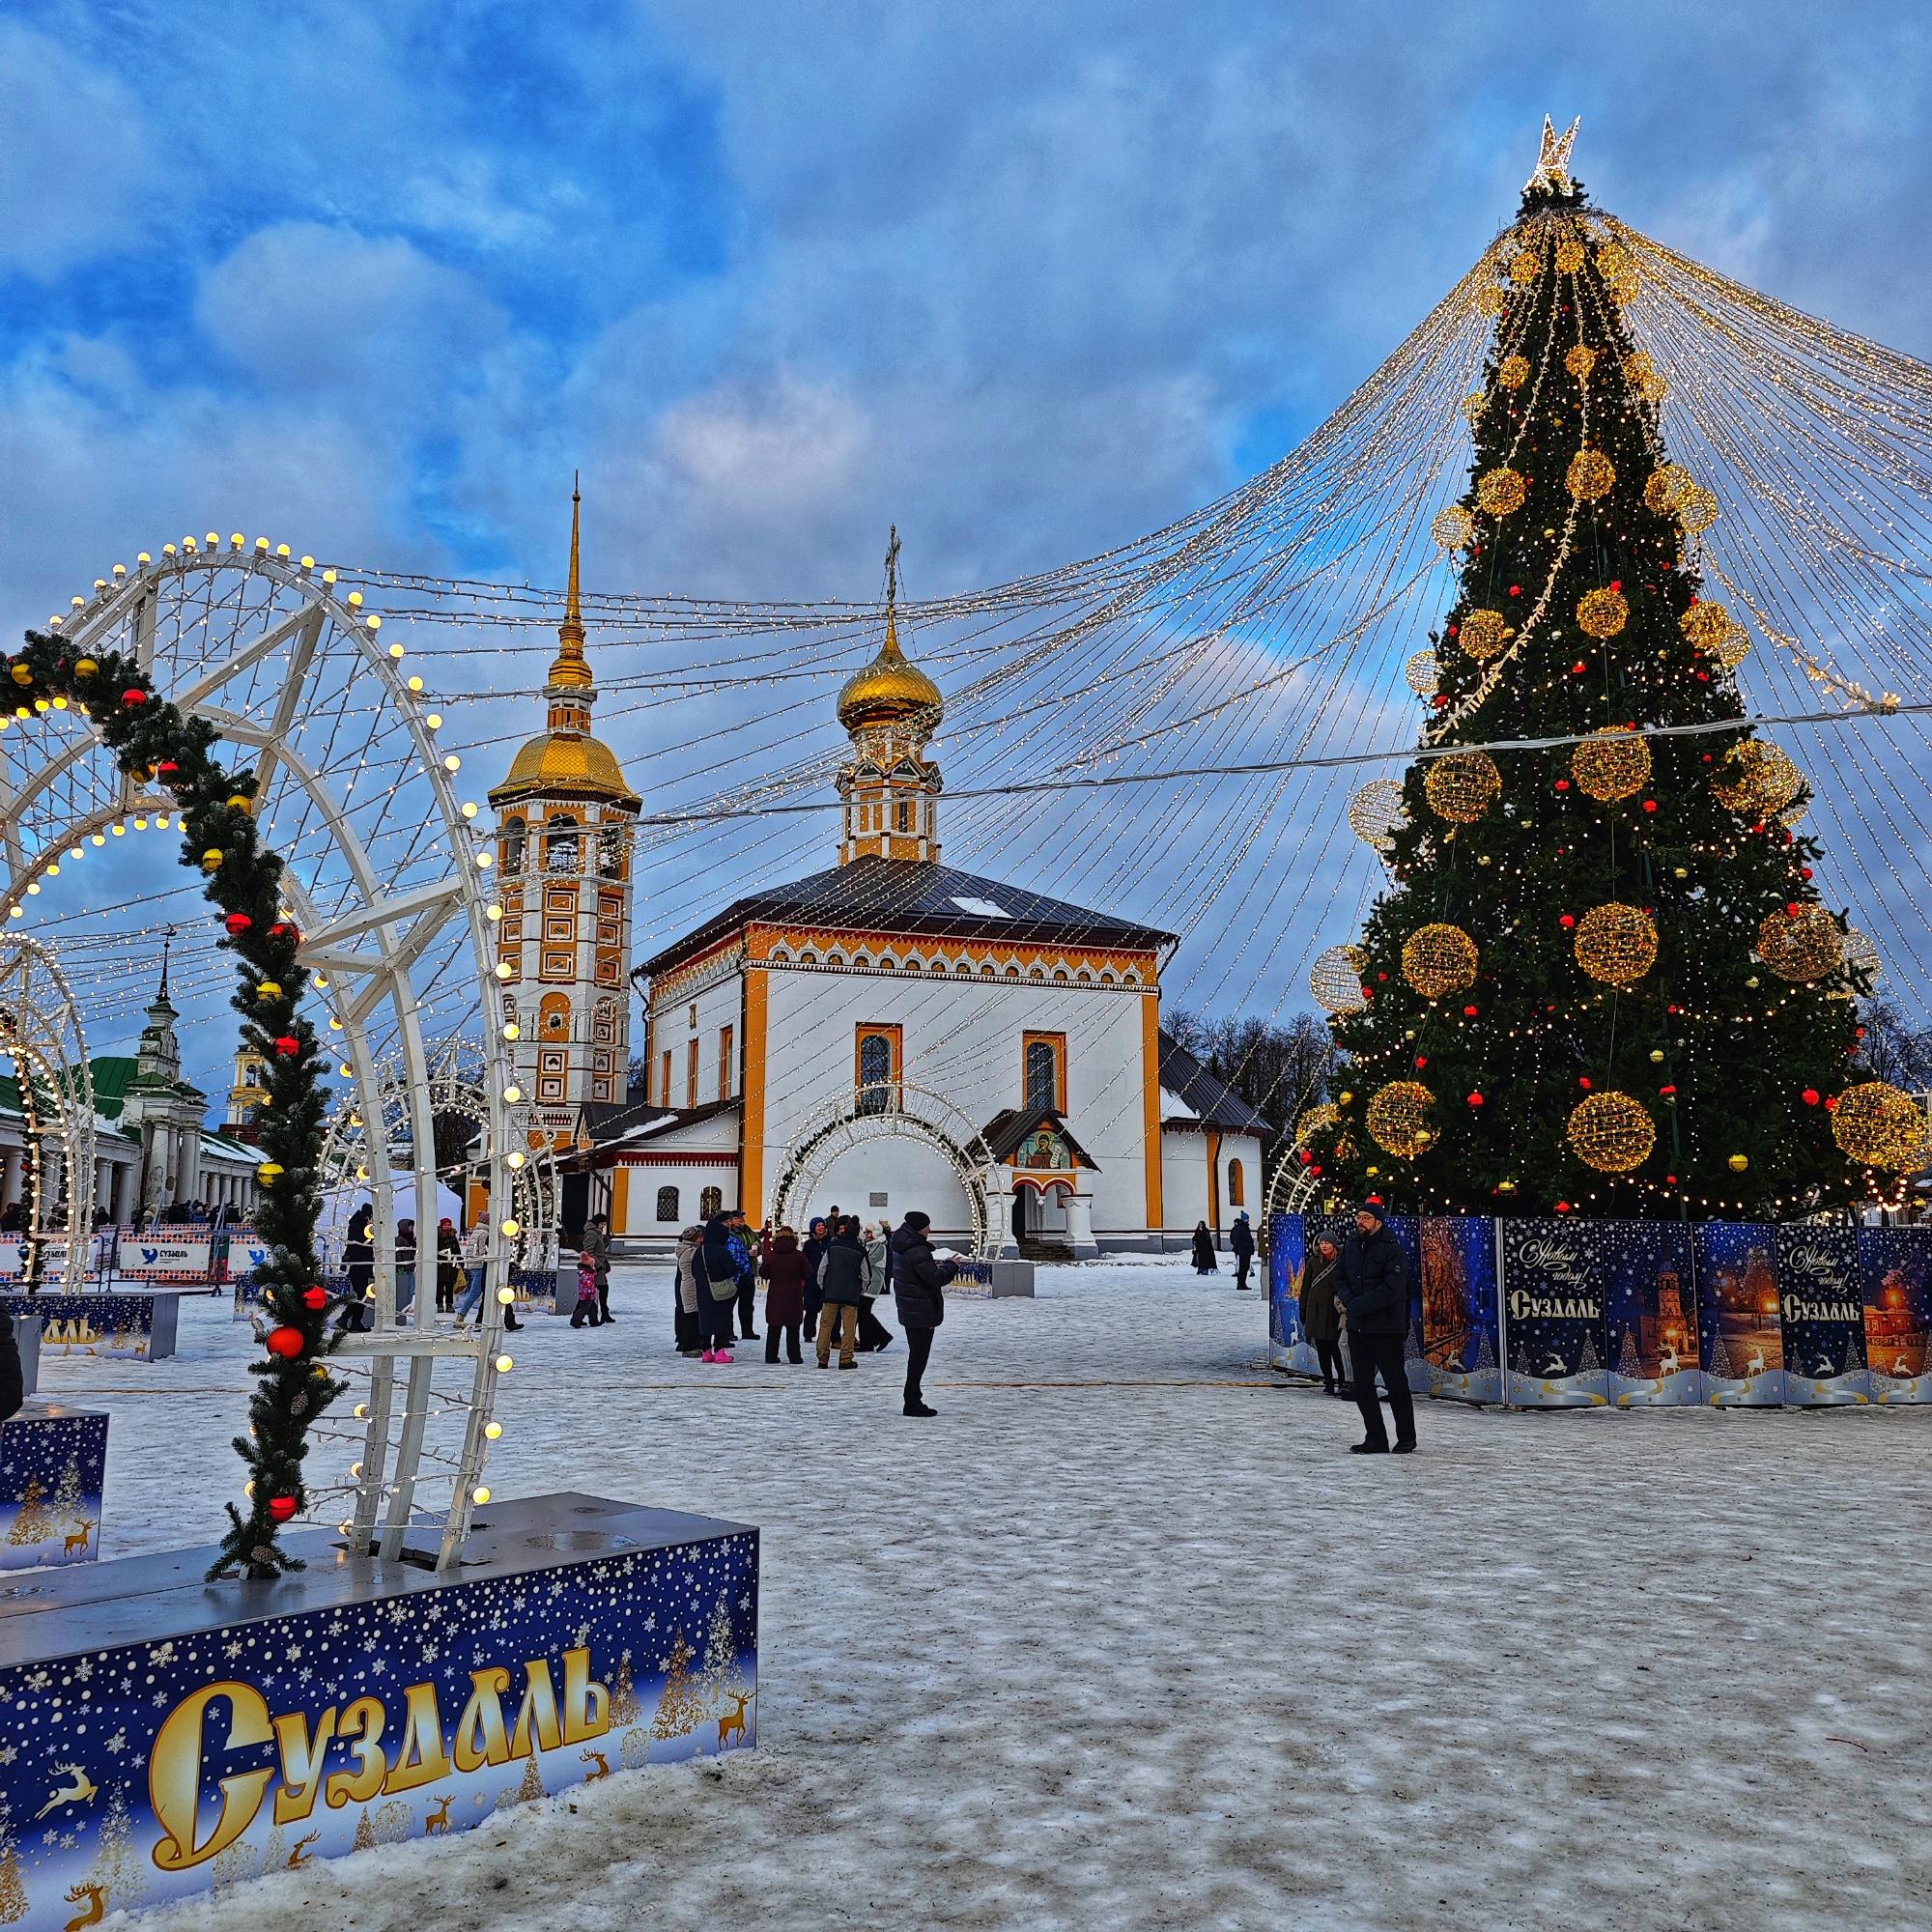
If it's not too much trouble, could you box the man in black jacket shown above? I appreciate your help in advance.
[814,1217,871,1369]
[889,1211,957,1416]
[1229,1211,1257,1291]
[1336,1203,1416,1454]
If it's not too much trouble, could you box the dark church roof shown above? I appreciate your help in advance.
[638,857,1174,980]
[1157,1033,1269,1135]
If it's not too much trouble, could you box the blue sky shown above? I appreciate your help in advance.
[8,0,1932,624]
[4,1,1932,1082]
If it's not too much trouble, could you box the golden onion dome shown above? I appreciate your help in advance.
[489,729,639,810]
[838,616,942,731]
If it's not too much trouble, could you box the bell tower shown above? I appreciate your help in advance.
[836,527,943,865]
[486,481,641,1144]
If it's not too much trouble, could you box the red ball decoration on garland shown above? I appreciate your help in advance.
[1825,1094,1840,1109]
[1571,662,1587,675]
[1578,1076,1593,1090]
[266,1325,305,1360]
[1463,1005,1478,1017]
[1802,1089,1821,1106]
[1414,1056,1429,1069]
[1554,778,1571,791]
[156,760,179,777]
[123,689,147,705]
[1555,1201,1572,1213]
[302,1285,327,1311]
[1641,799,1659,814]
[1559,913,1577,928]
[268,1495,299,1522]
[272,1035,300,1058]
[1466,1092,1485,1107]
[224,913,253,935]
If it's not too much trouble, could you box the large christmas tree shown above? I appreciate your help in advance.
[1303,129,1921,1220]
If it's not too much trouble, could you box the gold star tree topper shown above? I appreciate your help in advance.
[1524,115,1581,193]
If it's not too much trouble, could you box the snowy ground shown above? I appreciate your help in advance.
[39,1257,1932,1931]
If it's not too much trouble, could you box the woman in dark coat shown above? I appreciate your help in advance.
[1191,1221,1217,1275]
[800,1216,829,1336]
[436,1219,462,1312]
[342,1204,376,1332]
[759,1229,808,1364]
[1300,1236,1348,1396]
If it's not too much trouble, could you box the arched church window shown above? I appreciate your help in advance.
[546,817,580,874]
[656,1185,680,1223]
[896,800,911,834]
[502,816,526,873]
[699,1185,723,1220]
[597,826,626,878]
[1228,1158,1246,1207]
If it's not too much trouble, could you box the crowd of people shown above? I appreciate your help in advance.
[668,1204,958,1416]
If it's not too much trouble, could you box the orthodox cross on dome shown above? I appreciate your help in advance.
[1524,114,1580,195]
[884,523,901,612]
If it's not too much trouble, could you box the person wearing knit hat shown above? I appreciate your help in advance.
[1336,1203,1415,1454]
[889,1210,957,1416]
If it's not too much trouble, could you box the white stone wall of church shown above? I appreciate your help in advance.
[758,968,1154,1236]
[617,1160,739,1236]
[650,971,744,1110]
[1158,1128,1265,1241]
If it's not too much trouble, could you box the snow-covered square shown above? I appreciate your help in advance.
[42,1257,1930,1931]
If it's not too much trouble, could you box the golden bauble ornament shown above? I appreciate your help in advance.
[1727,1153,1749,1174]
[1679,484,1719,534]
[1835,926,1881,999]
[1508,248,1541,288]
[1554,238,1586,274]
[1348,780,1407,853]
[1476,467,1528,516]
[1755,906,1841,981]
[1462,390,1488,424]
[1574,902,1659,984]
[1400,923,1480,999]
[1576,586,1629,638]
[1679,601,1734,650]
[1643,466,1693,514]
[1475,283,1507,318]
[1457,608,1511,661]
[1566,449,1616,501]
[1309,944,1370,1014]
[1424,750,1503,823]
[1366,1080,1437,1160]
[1567,1091,1657,1173]
[1564,343,1597,382]
[1648,1048,1665,1064]
[1570,725,1652,802]
[1713,740,1804,815]
[1497,355,1531,392]
[1597,242,1634,279]
[1833,1081,1927,1171]
[1404,650,1440,697]
[1431,504,1477,551]
[1294,1103,1341,1148]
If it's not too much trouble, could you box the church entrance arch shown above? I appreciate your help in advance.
[768,1083,1002,1259]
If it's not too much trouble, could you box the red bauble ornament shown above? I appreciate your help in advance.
[1701,753,1713,763]
[269,1495,299,1522]
[1660,1084,1677,1096]
[1578,1076,1593,1090]
[1466,1092,1485,1107]
[266,1324,304,1360]
[1642,799,1659,813]
[1414,1056,1429,1069]
[1665,1174,1678,1185]
[224,913,252,935]
[1463,1005,1478,1017]
[1786,901,1801,917]
[1559,913,1577,928]
[1800,866,1813,880]
[302,1285,327,1311]
[1609,580,1622,593]
[1366,1194,1384,1207]
[1571,662,1587,675]
[1825,1094,1840,1109]
[123,689,147,705]
[1802,1089,1821,1106]
[1508,584,1521,597]
[1378,972,1389,981]
[273,1035,300,1058]
[1555,1201,1572,1213]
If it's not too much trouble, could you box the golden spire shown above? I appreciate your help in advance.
[547,472,593,690]
[837,524,941,730]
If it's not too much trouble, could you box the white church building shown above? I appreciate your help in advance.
[495,511,1264,1254]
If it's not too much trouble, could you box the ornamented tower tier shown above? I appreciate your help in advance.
[487,482,640,1144]
[837,527,943,865]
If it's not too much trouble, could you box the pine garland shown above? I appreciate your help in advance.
[14,629,344,1579]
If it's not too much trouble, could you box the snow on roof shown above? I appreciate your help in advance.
[1159,1086,1197,1121]
[949,895,1010,918]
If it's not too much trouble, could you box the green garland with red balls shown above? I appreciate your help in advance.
[14,628,343,1580]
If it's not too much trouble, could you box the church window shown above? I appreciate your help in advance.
[855,1026,900,1116]
[592,1076,612,1101]
[597,827,626,878]
[699,1185,723,1220]
[1228,1158,1246,1207]
[719,1023,735,1100]
[502,816,526,873]
[593,1000,618,1045]
[686,1040,699,1107]
[540,994,572,1038]
[657,1185,680,1223]
[1024,1035,1065,1112]
[539,1075,564,1102]
[593,1048,613,1073]
[896,800,911,833]
[659,1048,671,1104]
